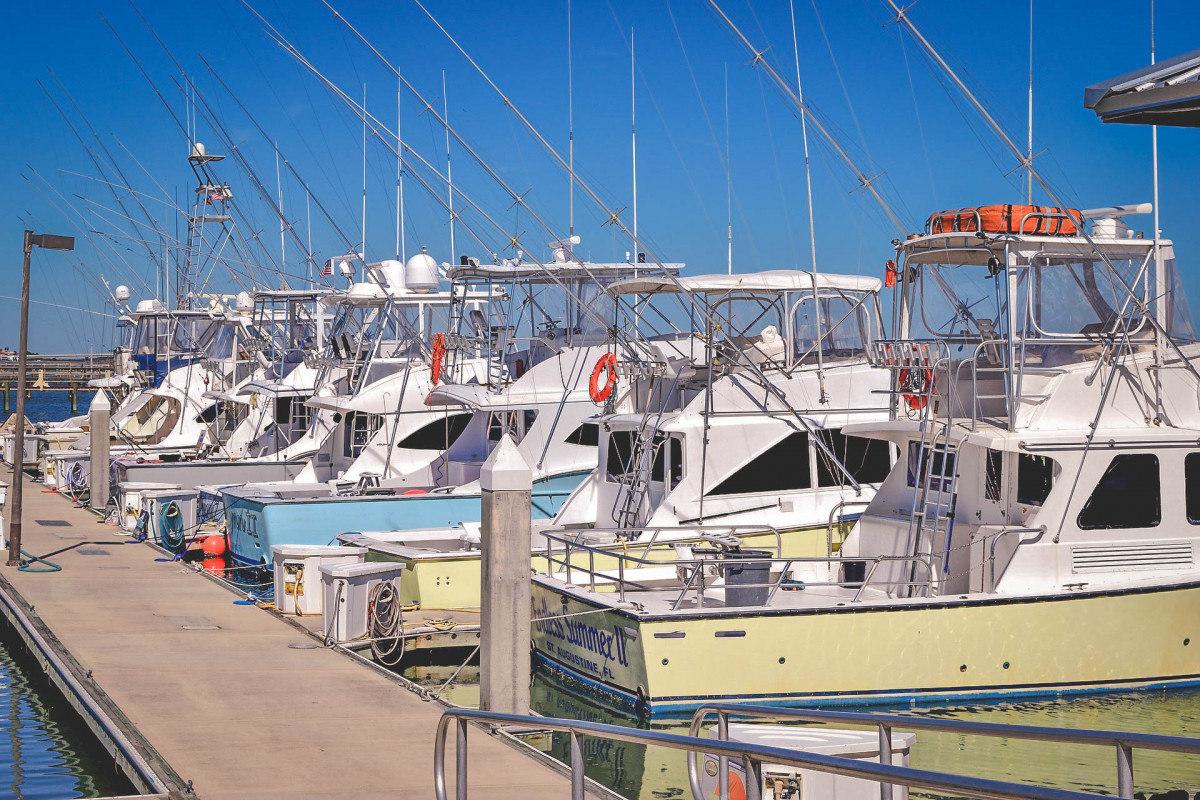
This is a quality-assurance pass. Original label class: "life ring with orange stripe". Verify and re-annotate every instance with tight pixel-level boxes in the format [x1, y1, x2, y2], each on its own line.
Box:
[898, 367, 933, 410]
[589, 353, 618, 404]
[431, 333, 446, 386]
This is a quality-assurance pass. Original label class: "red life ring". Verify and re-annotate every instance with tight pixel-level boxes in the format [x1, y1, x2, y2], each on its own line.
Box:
[589, 353, 618, 404]
[898, 367, 933, 410]
[430, 333, 446, 386]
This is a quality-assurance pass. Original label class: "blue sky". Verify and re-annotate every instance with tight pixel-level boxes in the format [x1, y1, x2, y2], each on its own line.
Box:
[1, 0, 1197, 352]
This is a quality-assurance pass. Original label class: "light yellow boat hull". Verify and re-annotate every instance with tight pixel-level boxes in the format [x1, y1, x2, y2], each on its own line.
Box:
[531, 578, 1200, 716]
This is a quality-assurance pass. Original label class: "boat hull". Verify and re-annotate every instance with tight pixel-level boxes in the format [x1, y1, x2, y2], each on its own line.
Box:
[223, 472, 585, 567]
[530, 578, 1200, 717]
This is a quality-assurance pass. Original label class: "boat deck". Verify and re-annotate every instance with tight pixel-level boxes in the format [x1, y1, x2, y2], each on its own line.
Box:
[0, 464, 578, 799]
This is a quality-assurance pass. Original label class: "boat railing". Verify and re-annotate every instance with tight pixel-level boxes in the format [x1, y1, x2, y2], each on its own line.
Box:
[538, 530, 934, 608]
[434, 707, 1136, 800]
[687, 703, 1200, 800]
[826, 499, 870, 556]
[987, 525, 1045, 591]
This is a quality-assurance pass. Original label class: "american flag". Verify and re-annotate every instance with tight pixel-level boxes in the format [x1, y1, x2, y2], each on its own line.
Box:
[320, 259, 335, 276]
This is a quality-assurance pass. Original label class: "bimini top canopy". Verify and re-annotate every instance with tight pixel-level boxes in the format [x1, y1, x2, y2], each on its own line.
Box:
[607, 270, 880, 296]
[1085, 48, 1200, 127]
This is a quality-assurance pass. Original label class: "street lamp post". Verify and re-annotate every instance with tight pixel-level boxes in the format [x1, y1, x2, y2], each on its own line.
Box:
[6, 231, 74, 567]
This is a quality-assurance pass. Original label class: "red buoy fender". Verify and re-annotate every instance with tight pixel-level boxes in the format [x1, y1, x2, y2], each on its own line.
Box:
[589, 353, 618, 404]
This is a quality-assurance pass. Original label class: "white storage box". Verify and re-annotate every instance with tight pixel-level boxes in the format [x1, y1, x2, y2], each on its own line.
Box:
[699, 725, 916, 800]
[272, 545, 367, 616]
[141, 488, 200, 547]
[117, 482, 181, 531]
[320, 561, 407, 644]
[52, 450, 90, 494]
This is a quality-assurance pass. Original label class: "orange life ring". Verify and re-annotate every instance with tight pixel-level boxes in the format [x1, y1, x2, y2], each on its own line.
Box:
[898, 367, 933, 410]
[430, 333, 446, 386]
[589, 353, 618, 404]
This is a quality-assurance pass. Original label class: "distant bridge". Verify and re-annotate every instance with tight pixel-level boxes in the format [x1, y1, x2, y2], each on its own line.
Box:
[0, 353, 119, 414]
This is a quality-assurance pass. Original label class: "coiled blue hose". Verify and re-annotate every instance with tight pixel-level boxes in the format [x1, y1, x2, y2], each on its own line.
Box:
[159, 501, 185, 552]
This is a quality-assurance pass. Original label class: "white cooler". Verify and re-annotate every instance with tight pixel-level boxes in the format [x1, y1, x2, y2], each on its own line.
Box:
[320, 561, 407, 643]
[700, 725, 916, 800]
[271, 544, 367, 615]
[141, 488, 200, 546]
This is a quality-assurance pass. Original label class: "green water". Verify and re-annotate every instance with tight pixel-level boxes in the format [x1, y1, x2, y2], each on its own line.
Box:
[526, 674, 1200, 800]
[0, 633, 135, 799]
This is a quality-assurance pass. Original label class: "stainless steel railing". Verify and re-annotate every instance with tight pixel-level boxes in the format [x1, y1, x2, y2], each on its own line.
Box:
[687, 703, 1200, 800]
[434, 707, 1141, 800]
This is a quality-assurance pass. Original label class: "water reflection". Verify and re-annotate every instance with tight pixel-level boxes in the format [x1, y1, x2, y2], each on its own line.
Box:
[529, 674, 1200, 800]
[0, 637, 134, 799]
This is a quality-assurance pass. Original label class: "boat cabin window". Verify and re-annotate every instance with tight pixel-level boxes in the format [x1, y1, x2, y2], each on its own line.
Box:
[711, 295, 786, 367]
[1186, 453, 1200, 524]
[343, 412, 382, 459]
[985, 449, 1003, 501]
[275, 396, 312, 431]
[708, 431, 811, 496]
[1016, 454, 1055, 506]
[1077, 454, 1160, 530]
[196, 403, 218, 424]
[605, 430, 636, 481]
[397, 413, 472, 450]
[791, 294, 870, 365]
[1026, 256, 1147, 338]
[906, 441, 955, 489]
[816, 429, 891, 486]
[565, 423, 600, 447]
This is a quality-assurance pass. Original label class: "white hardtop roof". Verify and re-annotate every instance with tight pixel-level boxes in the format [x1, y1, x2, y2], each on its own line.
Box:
[607, 270, 881, 296]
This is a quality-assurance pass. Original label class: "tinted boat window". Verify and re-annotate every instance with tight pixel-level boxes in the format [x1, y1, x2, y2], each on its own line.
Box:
[815, 429, 891, 487]
[985, 449, 1003, 501]
[1187, 453, 1200, 524]
[1077, 453, 1160, 530]
[1017, 454, 1055, 506]
[396, 413, 472, 450]
[565, 423, 599, 447]
[606, 430, 636, 482]
[708, 431, 810, 496]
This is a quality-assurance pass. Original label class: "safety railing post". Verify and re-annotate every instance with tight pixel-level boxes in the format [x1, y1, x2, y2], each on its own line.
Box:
[744, 753, 763, 800]
[570, 730, 585, 800]
[456, 717, 468, 800]
[1116, 743, 1134, 799]
[718, 710, 730, 800]
[879, 723, 894, 800]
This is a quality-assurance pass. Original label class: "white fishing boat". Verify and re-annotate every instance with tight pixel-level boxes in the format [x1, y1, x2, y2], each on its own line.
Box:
[529, 204, 1200, 716]
[342, 269, 893, 610]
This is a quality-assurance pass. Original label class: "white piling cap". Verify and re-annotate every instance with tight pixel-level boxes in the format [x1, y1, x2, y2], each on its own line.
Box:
[480, 434, 532, 492]
[89, 390, 110, 413]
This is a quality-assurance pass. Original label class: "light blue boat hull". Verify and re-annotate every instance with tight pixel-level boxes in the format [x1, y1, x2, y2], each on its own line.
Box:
[223, 471, 586, 567]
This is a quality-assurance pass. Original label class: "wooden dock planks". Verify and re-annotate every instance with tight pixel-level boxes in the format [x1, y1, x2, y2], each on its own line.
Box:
[0, 465, 576, 800]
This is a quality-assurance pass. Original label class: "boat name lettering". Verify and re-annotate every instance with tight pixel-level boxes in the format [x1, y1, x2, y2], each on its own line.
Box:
[533, 596, 629, 667]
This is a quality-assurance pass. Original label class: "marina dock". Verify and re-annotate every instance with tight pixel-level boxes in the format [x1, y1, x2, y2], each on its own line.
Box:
[0, 463, 580, 799]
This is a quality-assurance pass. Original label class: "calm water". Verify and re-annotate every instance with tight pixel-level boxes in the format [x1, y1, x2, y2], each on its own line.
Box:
[13, 394, 77, 425]
[526, 674, 1200, 800]
[0, 633, 135, 799]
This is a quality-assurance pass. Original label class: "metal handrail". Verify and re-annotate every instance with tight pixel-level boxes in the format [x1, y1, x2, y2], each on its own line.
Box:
[538, 530, 937, 608]
[687, 703, 1200, 800]
[988, 526, 1045, 591]
[826, 499, 870, 557]
[433, 707, 1120, 800]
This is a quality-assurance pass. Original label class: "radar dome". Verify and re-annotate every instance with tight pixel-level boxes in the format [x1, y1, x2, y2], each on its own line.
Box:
[374, 259, 407, 291]
[235, 291, 254, 313]
[404, 247, 440, 293]
[114, 285, 131, 303]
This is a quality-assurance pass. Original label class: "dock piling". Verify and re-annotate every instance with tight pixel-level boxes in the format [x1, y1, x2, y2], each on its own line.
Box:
[89, 391, 110, 513]
[478, 434, 532, 714]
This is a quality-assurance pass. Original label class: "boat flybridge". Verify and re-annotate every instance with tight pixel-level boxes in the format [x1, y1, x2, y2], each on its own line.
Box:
[342, 268, 894, 610]
[529, 203, 1200, 716]
[221, 243, 678, 567]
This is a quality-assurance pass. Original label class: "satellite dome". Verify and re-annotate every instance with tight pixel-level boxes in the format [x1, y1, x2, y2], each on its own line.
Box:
[235, 291, 254, 313]
[404, 247, 440, 293]
[114, 285, 131, 303]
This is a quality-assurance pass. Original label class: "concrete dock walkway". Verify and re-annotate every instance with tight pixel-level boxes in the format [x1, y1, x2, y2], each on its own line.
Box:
[0, 465, 574, 799]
